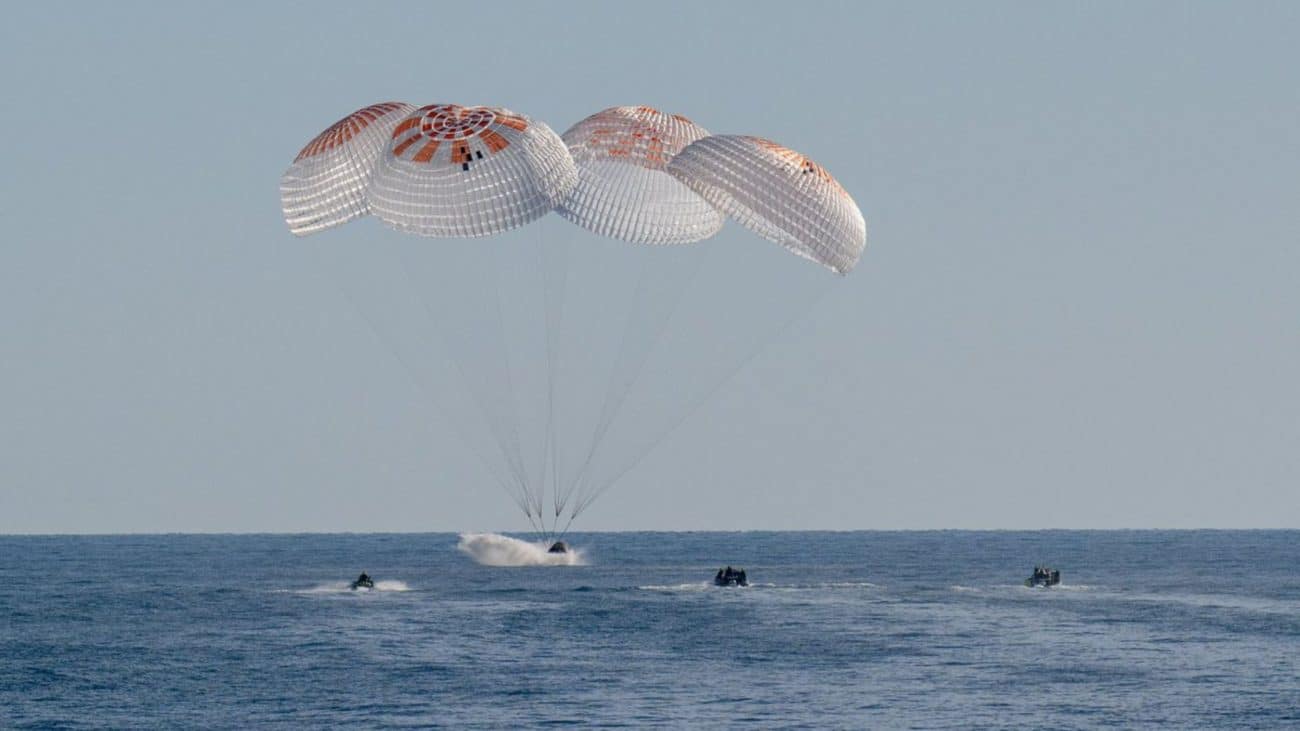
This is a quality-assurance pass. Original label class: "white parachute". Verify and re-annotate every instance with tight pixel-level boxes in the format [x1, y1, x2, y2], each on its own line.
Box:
[281, 101, 867, 539]
[558, 106, 723, 245]
[667, 135, 866, 274]
[368, 104, 577, 238]
[280, 102, 415, 236]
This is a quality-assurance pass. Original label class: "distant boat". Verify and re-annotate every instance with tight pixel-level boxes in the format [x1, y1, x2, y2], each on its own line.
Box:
[1025, 566, 1060, 588]
[547, 541, 569, 554]
[350, 573, 375, 591]
[714, 566, 748, 587]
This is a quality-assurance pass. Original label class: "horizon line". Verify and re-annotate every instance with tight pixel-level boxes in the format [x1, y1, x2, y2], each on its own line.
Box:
[3, 527, 1296, 538]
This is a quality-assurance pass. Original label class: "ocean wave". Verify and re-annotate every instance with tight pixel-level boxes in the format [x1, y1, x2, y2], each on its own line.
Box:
[1125, 591, 1300, 615]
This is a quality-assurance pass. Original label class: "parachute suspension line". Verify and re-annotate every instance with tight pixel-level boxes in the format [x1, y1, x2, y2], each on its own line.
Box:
[569, 279, 839, 520]
[392, 247, 534, 522]
[395, 253, 532, 505]
[327, 279, 529, 518]
[561, 253, 653, 513]
[540, 229, 575, 521]
[536, 222, 554, 534]
[486, 239, 534, 521]
[535, 426, 555, 540]
[563, 249, 708, 518]
[555, 511, 577, 544]
[537, 219, 570, 535]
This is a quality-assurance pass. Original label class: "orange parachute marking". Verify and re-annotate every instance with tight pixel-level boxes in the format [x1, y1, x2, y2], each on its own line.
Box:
[750, 137, 846, 195]
[294, 102, 407, 162]
[411, 140, 441, 163]
[480, 129, 510, 153]
[391, 134, 421, 157]
[451, 141, 474, 165]
[496, 112, 528, 131]
[389, 104, 519, 167]
[391, 116, 420, 138]
[583, 121, 670, 167]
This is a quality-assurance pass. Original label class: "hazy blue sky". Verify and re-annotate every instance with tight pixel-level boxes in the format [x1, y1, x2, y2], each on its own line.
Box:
[3, 2, 1298, 533]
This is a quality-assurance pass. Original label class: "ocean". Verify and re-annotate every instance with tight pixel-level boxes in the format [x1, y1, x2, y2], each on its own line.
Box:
[2, 531, 1298, 729]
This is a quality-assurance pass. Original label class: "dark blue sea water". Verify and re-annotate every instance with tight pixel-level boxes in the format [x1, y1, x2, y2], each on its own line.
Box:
[2, 531, 1298, 729]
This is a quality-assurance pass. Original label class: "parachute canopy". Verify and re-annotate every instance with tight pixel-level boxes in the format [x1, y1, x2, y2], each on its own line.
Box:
[280, 102, 415, 236]
[280, 101, 867, 273]
[558, 106, 724, 245]
[667, 135, 866, 274]
[367, 104, 578, 238]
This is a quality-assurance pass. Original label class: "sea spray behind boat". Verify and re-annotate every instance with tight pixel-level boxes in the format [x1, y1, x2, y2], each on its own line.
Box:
[457, 533, 584, 567]
[292, 580, 412, 594]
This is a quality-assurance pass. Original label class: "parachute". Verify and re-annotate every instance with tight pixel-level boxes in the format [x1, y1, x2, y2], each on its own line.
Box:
[667, 135, 866, 274]
[281, 101, 866, 539]
[368, 104, 577, 238]
[558, 106, 724, 245]
[281, 102, 415, 236]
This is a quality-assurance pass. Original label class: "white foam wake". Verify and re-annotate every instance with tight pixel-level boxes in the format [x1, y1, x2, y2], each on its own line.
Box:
[456, 533, 584, 567]
[639, 582, 712, 592]
[294, 580, 411, 594]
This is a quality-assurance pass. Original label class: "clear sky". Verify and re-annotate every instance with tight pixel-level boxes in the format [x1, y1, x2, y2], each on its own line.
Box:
[2, 2, 1298, 533]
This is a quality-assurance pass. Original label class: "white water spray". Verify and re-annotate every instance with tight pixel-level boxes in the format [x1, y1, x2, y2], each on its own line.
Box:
[293, 580, 411, 594]
[457, 532, 584, 567]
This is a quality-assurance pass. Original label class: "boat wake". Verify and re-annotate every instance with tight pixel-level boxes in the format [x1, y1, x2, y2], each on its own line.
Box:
[293, 580, 412, 594]
[457, 533, 584, 567]
[948, 583, 1097, 595]
[639, 582, 713, 592]
[639, 581, 870, 592]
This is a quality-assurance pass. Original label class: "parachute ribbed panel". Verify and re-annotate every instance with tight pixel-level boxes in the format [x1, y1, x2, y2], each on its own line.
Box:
[367, 104, 577, 238]
[558, 106, 724, 245]
[280, 102, 415, 236]
[667, 135, 866, 274]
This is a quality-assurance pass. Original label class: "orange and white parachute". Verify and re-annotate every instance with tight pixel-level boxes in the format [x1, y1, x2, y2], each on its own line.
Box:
[368, 104, 577, 238]
[557, 106, 724, 245]
[280, 102, 415, 236]
[280, 102, 867, 274]
[667, 135, 866, 274]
